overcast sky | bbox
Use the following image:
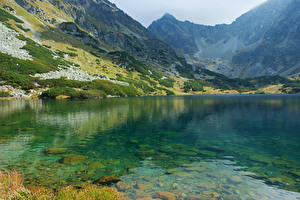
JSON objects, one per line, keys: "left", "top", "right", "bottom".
{"left": 109, "top": 0, "right": 267, "bottom": 27}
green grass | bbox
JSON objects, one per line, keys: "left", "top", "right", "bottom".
{"left": 16, "top": 24, "right": 30, "bottom": 32}
{"left": 283, "top": 81, "right": 300, "bottom": 93}
{"left": 158, "top": 78, "right": 175, "bottom": 88}
{"left": 184, "top": 80, "right": 206, "bottom": 92}
{"left": 0, "top": 8, "right": 24, "bottom": 23}
{"left": 108, "top": 51, "right": 150, "bottom": 75}
{"left": 0, "top": 91, "right": 10, "bottom": 97}
{"left": 0, "top": 170, "right": 123, "bottom": 200}
{"left": 55, "top": 49, "right": 78, "bottom": 58}
{"left": 41, "top": 79, "right": 140, "bottom": 99}
{"left": 0, "top": 32, "right": 73, "bottom": 90}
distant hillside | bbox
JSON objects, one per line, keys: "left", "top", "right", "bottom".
{"left": 0, "top": 0, "right": 299, "bottom": 99}
{"left": 148, "top": 0, "right": 300, "bottom": 78}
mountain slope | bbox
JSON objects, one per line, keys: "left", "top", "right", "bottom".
{"left": 148, "top": 0, "right": 300, "bottom": 78}
{"left": 15, "top": 0, "right": 179, "bottom": 65}
{"left": 0, "top": 0, "right": 299, "bottom": 98}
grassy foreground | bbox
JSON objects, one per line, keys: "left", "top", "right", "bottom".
{"left": 0, "top": 171, "right": 123, "bottom": 200}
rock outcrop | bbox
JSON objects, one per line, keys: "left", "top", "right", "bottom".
{"left": 0, "top": 23, "right": 31, "bottom": 60}
{"left": 148, "top": 0, "right": 300, "bottom": 78}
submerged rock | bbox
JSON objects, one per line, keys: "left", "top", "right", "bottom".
{"left": 136, "top": 197, "right": 155, "bottom": 200}
{"left": 290, "top": 171, "right": 300, "bottom": 178}
{"left": 249, "top": 155, "right": 272, "bottom": 164}
{"left": 129, "top": 139, "right": 139, "bottom": 144}
{"left": 198, "top": 150, "right": 217, "bottom": 157}
{"left": 45, "top": 148, "right": 67, "bottom": 154}
{"left": 18, "top": 127, "right": 35, "bottom": 131}
{"left": 88, "top": 161, "right": 103, "bottom": 169}
{"left": 2, "top": 121, "right": 20, "bottom": 126}
{"left": 198, "top": 182, "right": 216, "bottom": 189}
{"left": 155, "top": 191, "right": 176, "bottom": 200}
{"left": 95, "top": 175, "right": 121, "bottom": 185}
{"left": 116, "top": 181, "right": 131, "bottom": 191}
{"left": 60, "top": 155, "right": 85, "bottom": 164}
{"left": 228, "top": 176, "right": 243, "bottom": 184}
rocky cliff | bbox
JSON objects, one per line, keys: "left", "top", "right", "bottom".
{"left": 148, "top": 0, "right": 300, "bottom": 78}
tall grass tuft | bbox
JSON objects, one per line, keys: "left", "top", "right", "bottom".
{"left": 0, "top": 170, "right": 28, "bottom": 199}
{"left": 0, "top": 170, "right": 124, "bottom": 200}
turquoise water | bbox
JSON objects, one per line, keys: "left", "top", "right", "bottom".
{"left": 0, "top": 95, "right": 299, "bottom": 199}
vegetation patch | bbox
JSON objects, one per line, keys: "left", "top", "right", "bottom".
{"left": 184, "top": 80, "right": 206, "bottom": 92}
{"left": 0, "top": 91, "right": 10, "bottom": 97}
{"left": 16, "top": 24, "right": 30, "bottom": 32}
{"left": 41, "top": 79, "right": 139, "bottom": 99}
{"left": 0, "top": 8, "right": 24, "bottom": 23}
{"left": 0, "top": 170, "right": 123, "bottom": 200}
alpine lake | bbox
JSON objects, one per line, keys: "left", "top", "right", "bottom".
{"left": 0, "top": 95, "right": 300, "bottom": 200}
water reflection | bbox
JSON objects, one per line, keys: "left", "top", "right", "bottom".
{"left": 0, "top": 95, "right": 299, "bottom": 198}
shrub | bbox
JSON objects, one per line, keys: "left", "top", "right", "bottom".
{"left": 0, "top": 170, "right": 28, "bottom": 199}
{"left": 165, "top": 89, "right": 175, "bottom": 96}
{"left": 0, "top": 91, "right": 10, "bottom": 97}
{"left": 0, "top": 71, "right": 35, "bottom": 90}
{"left": 184, "top": 80, "right": 206, "bottom": 92}
{"left": 158, "top": 78, "right": 175, "bottom": 88}
{"left": 0, "top": 8, "right": 24, "bottom": 23}
{"left": 16, "top": 24, "right": 30, "bottom": 32}
{"left": 41, "top": 87, "right": 80, "bottom": 98}
{"left": 0, "top": 170, "right": 123, "bottom": 200}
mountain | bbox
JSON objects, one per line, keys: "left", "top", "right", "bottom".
{"left": 148, "top": 0, "right": 300, "bottom": 78}
{"left": 14, "top": 0, "right": 179, "bottom": 65}
{"left": 0, "top": 0, "right": 299, "bottom": 99}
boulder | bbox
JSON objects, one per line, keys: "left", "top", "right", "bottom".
{"left": 45, "top": 148, "right": 67, "bottom": 154}
{"left": 60, "top": 155, "right": 85, "bottom": 164}
{"left": 155, "top": 191, "right": 176, "bottom": 200}
{"left": 95, "top": 175, "right": 121, "bottom": 185}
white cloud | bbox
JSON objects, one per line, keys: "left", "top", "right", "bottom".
{"left": 109, "top": 0, "right": 267, "bottom": 27}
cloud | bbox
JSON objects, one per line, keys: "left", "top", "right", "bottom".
{"left": 109, "top": 0, "right": 267, "bottom": 27}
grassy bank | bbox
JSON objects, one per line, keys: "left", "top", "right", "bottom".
{"left": 0, "top": 171, "right": 123, "bottom": 200}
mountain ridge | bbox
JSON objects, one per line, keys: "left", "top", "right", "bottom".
{"left": 148, "top": 0, "right": 300, "bottom": 78}
{"left": 0, "top": 0, "right": 299, "bottom": 99}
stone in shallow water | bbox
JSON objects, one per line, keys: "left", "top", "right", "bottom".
{"left": 2, "top": 121, "right": 20, "bottom": 126}
{"left": 228, "top": 176, "right": 243, "bottom": 184}
{"left": 95, "top": 175, "right": 121, "bottom": 185}
{"left": 129, "top": 139, "right": 139, "bottom": 144}
{"left": 198, "top": 150, "right": 217, "bottom": 157}
{"left": 135, "top": 182, "right": 153, "bottom": 190}
{"left": 249, "top": 155, "right": 272, "bottom": 164}
{"left": 88, "top": 161, "right": 103, "bottom": 169}
{"left": 116, "top": 181, "right": 131, "bottom": 191}
{"left": 45, "top": 148, "right": 67, "bottom": 154}
{"left": 135, "top": 150, "right": 155, "bottom": 158}
{"left": 289, "top": 171, "right": 300, "bottom": 178}
{"left": 19, "top": 127, "right": 35, "bottom": 131}
{"left": 136, "top": 197, "right": 156, "bottom": 200}
{"left": 60, "top": 155, "right": 85, "bottom": 164}
{"left": 198, "top": 182, "right": 216, "bottom": 189}
{"left": 155, "top": 191, "right": 176, "bottom": 200}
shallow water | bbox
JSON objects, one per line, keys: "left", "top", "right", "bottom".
{"left": 0, "top": 95, "right": 299, "bottom": 199}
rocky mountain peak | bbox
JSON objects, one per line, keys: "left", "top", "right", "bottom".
{"left": 148, "top": 0, "right": 300, "bottom": 78}
{"left": 161, "top": 13, "right": 176, "bottom": 21}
